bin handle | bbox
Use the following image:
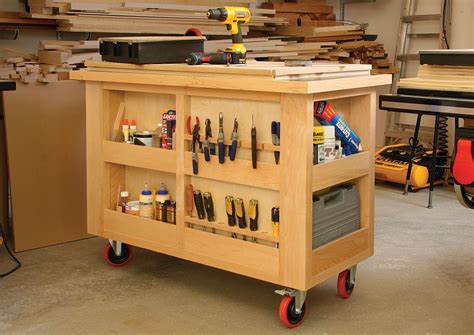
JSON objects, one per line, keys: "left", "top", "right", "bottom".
{"left": 321, "top": 189, "right": 345, "bottom": 210}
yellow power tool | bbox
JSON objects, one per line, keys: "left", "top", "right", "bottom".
{"left": 207, "top": 7, "right": 251, "bottom": 64}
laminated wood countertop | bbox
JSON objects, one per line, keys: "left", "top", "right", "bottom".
{"left": 70, "top": 61, "right": 392, "bottom": 94}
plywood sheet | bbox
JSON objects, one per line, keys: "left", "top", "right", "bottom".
{"left": 3, "top": 81, "right": 89, "bottom": 251}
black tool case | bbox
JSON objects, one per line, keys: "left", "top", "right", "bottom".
{"left": 99, "top": 36, "right": 205, "bottom": 64}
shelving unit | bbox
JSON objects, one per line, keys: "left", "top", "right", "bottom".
{"left": 71, "top": 61, "right": 390, "bottom": 327}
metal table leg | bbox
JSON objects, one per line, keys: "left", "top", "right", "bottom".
{"left": 428, "top": 115, "right": 440, "bottom": 209}
{"left": 404, "top": 113, "right": 423, "bottom": 194}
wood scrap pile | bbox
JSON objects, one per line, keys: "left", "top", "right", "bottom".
{"left": 0, "top": 40, "right": 100, "bottom": 83}
{"left": 335, "top": 40, "right": 399, "bottom": 75}
{"left": 24, "top": 1, "right": 284, "bottom": 35}
{"left": 261, "top": 0, "right": 335, "bottom": 27}
{"left": 0, "top": 11, "right": 56, "bottom": 30}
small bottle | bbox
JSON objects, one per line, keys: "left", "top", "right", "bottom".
{"left": 129, "top": 119, "right": 137, "bottom": 143}
{"left": 122, "top": 118, "right": 130, "bottom": 143}
{"left": 119, "top": 191, "right": 129, "bottom": 213}
{"left": 156, "top": 183, "right": 171, "bottom": 204}
{"left": 139, "top": 183, "right": 153, "bottom": 219}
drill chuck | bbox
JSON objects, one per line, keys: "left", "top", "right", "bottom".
{"left": 207, "top": 8, "right": 227, "bottom": 21}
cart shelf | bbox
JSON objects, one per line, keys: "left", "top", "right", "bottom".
{"left": 103, "top": 141, "right": 176, "bottom": 173}
{"left": 185, "top": 216, "right": 279, "bottom": 244}
{"left": 312, "top": 151, "right": 371, "bottom": 192}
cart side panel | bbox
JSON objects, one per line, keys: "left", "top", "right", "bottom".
{"left": 279, "top": 93, "right": 314, "bottom": 290}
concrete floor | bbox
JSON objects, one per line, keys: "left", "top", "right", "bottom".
{"left": 0, "top": 184, "right": 473, "bottom": 334}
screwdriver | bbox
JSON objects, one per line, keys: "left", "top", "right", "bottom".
{"left": 203, "top": 119, "right": 212, "bottom": 162}
{"left": 271, "top": 121, "right": 280, "bottom": 165}
{"left": 249, "top": 199, "right": 259, "bottom": 231}
{"left": 193, "top": 190, "right": 205, "bottom": 220}
{"left": 235, "top": 197, "right": 246, "bottom": 229}
{"left": 225, "top": 195, "right": 236, "bottom": 226}
{"left": 229, "top": 118, "right": 238, "bottom": 161}
{"left": 203, "top": 192, "right": 216, "bottom": 222}
{"left": 251, "top": 114, "right": 257, "bottom": 169}
{"left": 186, "top": 184, "right": 194, "bottom": 216}
{"left": 271, "top": 207, "right": 279, "bottom": 238}
{"left": 218, "top": 112, "right": 225, "bottom": 164}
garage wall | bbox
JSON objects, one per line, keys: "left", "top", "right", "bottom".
{"left": 326, "top": 0, "right": 474, "bottom": 147}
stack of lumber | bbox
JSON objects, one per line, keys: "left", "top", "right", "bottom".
{"left": 24, "top": 1, "right": 284, "bottom": 35}
{"left": 0, "top": 11, "right": 56, "bottom": 30}
{"left": 398, "top": 64, "right": 474, "bottom": 92}
{"left": 261, "top": 0, "right": 336, "bottom": 27}
{"left": 336, "top": 40, "right": 399, "bottom": 75}
{"left": 205, "top": 37, "right": 337, "bottom": 61}
{"left": 0, "top": 40, "right": 100, "bottom": 83}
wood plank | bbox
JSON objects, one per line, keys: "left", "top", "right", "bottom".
{"left": 102, "top": 141, "right": 177, "bottom": 173}
{"left": 279, "top": 93, "right": 313, "bottom": 290}
{"left": 185, "top": 216, "right": 278, "bottom": 243}
{"left": 182, "top": 228, "right": 280, "bottom": 284}
{"left": 310, "top": 228, "right": 370, "bottom": 285}
{"left": 312, "top": 151, "right": 370, "bottom": 192}
{"left": 183, "top": 152, "right": 280, "bottom": 190}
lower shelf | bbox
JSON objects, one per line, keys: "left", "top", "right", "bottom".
{"left": 103, "top": 209, "right": 178, "bottom": 249}
{"left": 185, "top": 216, "right": 279, "bottom": 245}
{"left": 310, "top": 227, "right": 371, "bottom": 286}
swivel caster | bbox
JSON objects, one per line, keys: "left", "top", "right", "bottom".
{"left": 337, "top": 265, "right": 356, "bottom": 299}
{"left": 104, "top": 240, "right": 132, "bottom": 267}
{"left": 454, "top": 185, "right": 474, "bottom": 209}
{"left": 275, "top": 288, "right": 307, "bottom": 328}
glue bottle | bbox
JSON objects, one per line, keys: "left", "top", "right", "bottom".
{"left": 122, "top": 118, "right": 130, "bottom": 143}
{"left": 129, "top": 119, "right": 137, "bottom": 143}
{"left": 139, "top": 183, "right": 153, "bottom": 219}
{"left": 155, "top": 183, "right": 171, "bottom": 204}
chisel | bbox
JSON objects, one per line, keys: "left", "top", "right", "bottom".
{"left": 235, "top": 197, "right": 246, "bottom": 229}
{"left": 249, "top": 199, "right": 259, "bottom": 231}
{"left": 229, "top": 118, "right": 238, "bottom": 161}
{"left": 193, "top": 190, "right": 205, "bottom": 220}
{"left": 225, "top": 195, "right": 236, "bottom": 226}
{"left": 218, "top": 112, "right": 225, "bottom": 164}
{"left": 203, "top": 192, "right": 216, "bottom": 222}
{"left": 251, "top": 114, "right": 257, "bottom": 169}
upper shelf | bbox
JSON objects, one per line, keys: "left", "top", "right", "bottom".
{"left": 103, "top": 141, "right": 176, "bottom": 173}
{"left": 312, "top": 151, "right": 370, "bottom": 192}
{"left": 70, "top": 61, "right": 392, "bottom": 95}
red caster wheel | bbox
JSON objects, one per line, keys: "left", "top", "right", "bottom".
{"left": 185, "top": 28, "right": 202, "bottom": 36}
{"left": 337, "top": 268, "right": 355, "bottom": 299}
{"left": 279, "top": 295, "right": 307, "bottom": 328}
{"left": 104, "top": 242, "right": 132, "bottom": 267}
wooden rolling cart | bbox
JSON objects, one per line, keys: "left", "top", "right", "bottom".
{"left": 71, "top": 61, "right": 390, "bottom": 328}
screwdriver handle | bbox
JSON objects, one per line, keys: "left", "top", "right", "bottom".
{"left": 203, "top": 142, "right": 210, "bottom": 162}
{"left": 251, "top": 127, "right": 257, "bottom": 169}
{"left": 218, "top": 141, "right": 225, "bottom": 164}
{"left": 192, "top": 153, "right": 198, "bottom": 175}
{"left": 186, "top": 184, "right": 194, "bottom": 215}
{"left": 229, "top": 140, "right": 237, "bottom": 161}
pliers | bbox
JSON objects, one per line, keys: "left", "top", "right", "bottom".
{"left": 271, "top": 121, "right": 280, "bottom": 164}
{"left": 192, "top": 123, "right": 200, "bottom": 175}
{"left": 229, "top": 118, "right": 238, "bottom": 161}
{"left": 186, "top": 115, "right": 200, "bottom": 135}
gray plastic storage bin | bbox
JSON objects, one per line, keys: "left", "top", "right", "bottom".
{"left": 312, "top": 185, "right": 360, "bottom": 249}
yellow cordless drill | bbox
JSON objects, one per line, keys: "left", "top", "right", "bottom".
{"left": 207, "top": 7, "right": 251, "bottom": 64}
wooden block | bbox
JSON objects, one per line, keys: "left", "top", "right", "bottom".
{"left": 38, "top": 50, "right": 71, "bottom": 65}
